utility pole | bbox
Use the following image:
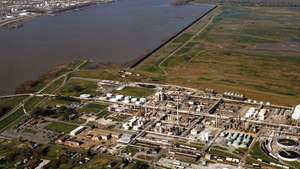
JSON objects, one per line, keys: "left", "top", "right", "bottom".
{"left": 176, "top": 94, "right": 179, "bottom": 127}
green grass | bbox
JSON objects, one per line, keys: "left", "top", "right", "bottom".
{"left": 253, "top": 84, "right": 296, "bottom": 96}
{"left": 233, "top": 148, "right": 248, "bottom": 155}
{"left": 79, "top": 103, "right": 108, "bottom": 113}
{"left": 24, "top": 96, "right": 43, "bottom": 111}
{"left": 286, "top": 161, "right": 300, "bottom": 169}
{"left": 28, "top": 60, "right": 85, "bottom": 93}
{"left": 0, "top": 96, "right": 27, "bottom": 108}
{"left": 71, "top": 69, "right": 120, "bottom": 81}
{"left": 249, "top": 142, "right": 278, "bottom": 164}
{"left": 41, "top": 77, "right": 64, "bottom": 94}
{"left": 173, "top": 33, "right": 194, "bottom": 43}
{"left": 59, "top": 79, "right": 97, "bottom": 96}
{"left": 126, "top": 160, "right": 149, "bottom": 169}
{"left": 73, "top": 154, "right": 122, "bottom": 169}
{"left": 107, "top": 114, "right": 131, "bottom": 122}
{"left": 45, "top": 122, "right": 78, "bottom": 134}
{"left": 124, "top": 145, "right": 140, "bottom": 156}
{"left": 0, "top": 139, "right": 28, "bottom": 156}
{"left": 0, "top": 108, "right": 24, "bottom": 130}
{"left": 209, "top": 148, "right": 240, "bottom": 159}
{"left": 212, "top": 145, "right": 228, "bottom": 151}
{"left": 77, "top": 103, "right": 110, "bottom": 118}
{"left": 114, "top": 87, "right": 153, "bottom": 97}
{"left": 97, "top": 111, "right": 110, "bottom": 118}
{"left": 136, "top": 5, "right": 300, "bottom": 106}
{"left": 41, "top": 144, "right": 66, "bottom": 160}
{"left": 245, "top": 156, "right": 268, "bottom": 168}
{"left": 40, "top": 96, "right": 79, "bottom": 108}
{"left": 0, "top": 140, "right": 31, "bottom": 168}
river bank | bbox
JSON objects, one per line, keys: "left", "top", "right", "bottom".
{"left": 0, "top": 0, "right": 214, "bottom": 95}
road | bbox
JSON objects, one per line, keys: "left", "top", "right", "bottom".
{"left": 76, "top": 95, "right": 300, "bottom": 131}
{"left": 158, "top": 11, "right": 216, "bottom": 75}
{"left": 0, "top": 60, "right": 87, "bottom": 133}
{"left": 129, "top": 113, "right": 166, "bottom": 144}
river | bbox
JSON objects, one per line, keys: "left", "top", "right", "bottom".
{"left": 0, "top": 0, "right": 214, "bottom": 95}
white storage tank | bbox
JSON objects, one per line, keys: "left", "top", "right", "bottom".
{"left": 140, "top": 98, "right": 147, "bottom": 103}
{"left": 106, "top": 93, "right": 113, "bottom": 97}
{"left": 131, "top": 97, "right": 138, "bottom": 102}
{"left": 292, "top": 105, "right": 300, "bottom": 120}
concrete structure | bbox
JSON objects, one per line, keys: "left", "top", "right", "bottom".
{"left": 80, "top": 94, "right": 91, "bottom": 99}
{"left": 70, "top": 126, "right": 86, "bottom": 136}
{"left": 118, "top": 133, "right": 133, "bottom": 144}
{"left": 292, "top": 105, "right": 300, "bottom": 120}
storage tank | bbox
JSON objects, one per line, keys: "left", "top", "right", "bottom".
{"left": 292, "top": 105, "right": 300, "bottom": 120}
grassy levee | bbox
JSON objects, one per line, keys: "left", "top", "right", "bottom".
{"left": 0, "top": 96, "right": 27, "bottom": 108}
{"left": 41, "top": 77, "right": 65, "bottom": 94}
{"left": 135, "top": 5, "right": 300, "bottom": 106}
{"left": 0, "top": 60, "right": 87, "bottom": 133}
{"left": 0, "top": 108, "right": 24, "bottom": 130}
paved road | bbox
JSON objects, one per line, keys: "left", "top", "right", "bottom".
{"left": 158, "top": 11, "right": 216, "bottom": 75}
{"left": 78, "top": 95, "right": 300, "bottom": 131}
{"left": 0, "top": 60, "right": 87, "bottom": 133}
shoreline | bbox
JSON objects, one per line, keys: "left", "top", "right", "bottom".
{"left": 127, "top": 5, "right": 217, "bottom": 69}
{"left": 0, "top": 1, "right": 110, "bottom": 28}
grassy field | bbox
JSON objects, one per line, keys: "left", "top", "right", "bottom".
{"left": 136, "top": 5, "right": 300, "bottom": 106}
{"left": 39, "top": 96, "right": 80, "bottom": 107}
{"left": 45, "top": 122, "right": 78, "bottom": 134}
{"left": 245, "top": 141, "right": 299, "bottom": 168}
{"left": 59, "top": 78, "right": 97, "bottom": 96}
{"left": 41, "top": 76, "right": 65, "bottom": 94}
{"left": 0, "top": 139, "right": 32, "bottom": 168}
{"left": 79, "top": 103, "right": 108, "bottom": 113}
{"left": 114, "top": 87, "right": 154, "bottom": 98}
{"left": 78, "top": 102, "right": 110, "bottom": 118}
{"left": 0, "top": 108, "right": 24, "bottom": 130}
{"left": 209, "top": 147, "right": 240, "bottom": 159}
{"left": 24, "top": 96, "right": 44, "bottom": 111}
{"left": 249, "top": 142, "right": 278, "bottom": 163}
{"left": 0, "top": 96, "right": 27, "bottom": 108}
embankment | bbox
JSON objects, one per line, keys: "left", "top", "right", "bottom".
{"left": 128, "top": 5, "right": 217, "bottom": 68}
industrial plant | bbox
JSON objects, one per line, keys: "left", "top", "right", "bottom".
{"left": 1, "top": 76, "right": 298, "bottom": 168}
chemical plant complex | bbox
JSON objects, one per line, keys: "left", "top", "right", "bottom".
{"left": 0, "top": 0, "right": 113, "bottom": 28}
{"left": 0, "top": 0, "right": 299, "bottom": 168}
{"left": 1, "top": 75, "right": 299, "bottom": 169}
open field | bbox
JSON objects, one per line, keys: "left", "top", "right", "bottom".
{"left": 136, "top": 5, "right": 300, "bottom": 106}
{"left": 46, "top": 122, "right": 78, "bottom": 134}
{"left": 246, "top": 141, "right": 300, "bottom": 169}
{"left": 0, "top": 96, "right": 27, "bottom": 108}
{"left": 59, "top": 78, "right": 97, "bottom": 96}
{"left": 79, "top": 103, "right": 108, "bottom": 113}
{"left": 113, "top": 87, "right": 154, "bottom": 98}
{"left": 0, "top": 108, "right": 24, "bottom": 130}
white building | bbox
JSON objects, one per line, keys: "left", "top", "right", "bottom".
{"left": 292, "top": 105, "right": 300, "bottom": 120}
{"left": 70, "top": 126, "right": 86, "bottom": 136}
{"left": 79, "top": 94, "right": 91, "bottom": 99}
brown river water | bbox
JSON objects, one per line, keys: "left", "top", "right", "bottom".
{"left": 0, "top": 0, "right": 214, "bottom": 95}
